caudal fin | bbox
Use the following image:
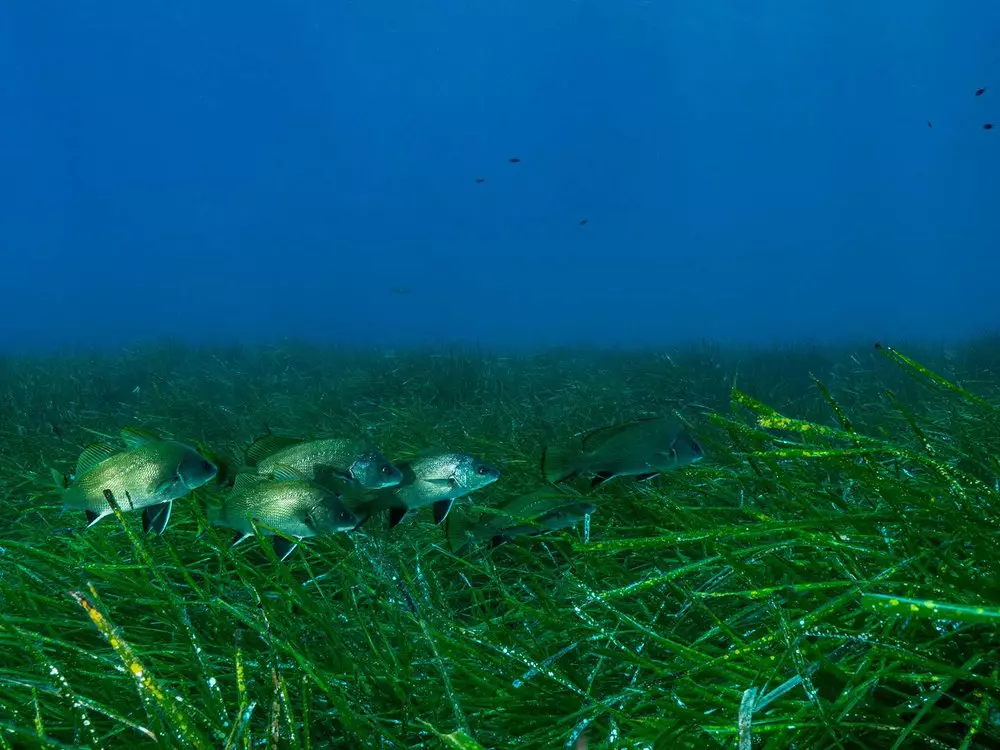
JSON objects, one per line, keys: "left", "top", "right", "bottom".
{"left": 444, "top": 510, "right": 481, "bottom": 554}
{"left": 541, "top": 445, "right": 582, "bottom": 484}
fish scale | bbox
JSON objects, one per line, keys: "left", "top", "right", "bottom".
{"left": 63, "top": 441, "right": 214, "bottom": 515}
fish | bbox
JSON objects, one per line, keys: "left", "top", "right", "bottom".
{"left": 355, "top": 452, "right": 500, "bottom": 529}
{"left": 542, "top": 416, "right": 703, "bottom": 488}
{"left": 244, "top": 434, "right": 403, "bottom": 490}
{"left": 445, "top": 489, "right": 597, "bottom": 552}
{"left": 976, "top": 87, "right": 986, "bottom": 96}
{"left": 206, "top": 466, "right": 359, "bottom": 560}
{"left": 985, "top": 123, "right": 994, "bottom": 130}
{"left": 52, "top": 427, "right": 218, "bottom": 533}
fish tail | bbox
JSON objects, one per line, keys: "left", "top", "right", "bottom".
{"left": 541, "top": 445, "right": 582, "bottom": 484}
{"left": 444, "top": 510, "right": 478, "bottom": 553}
{"left": 202, "top": 495, "right": 225, "bottom": 526}
{"left": 195, "top": 442, "right": 243, "bottom": 488}
{"left": 50, "top": 468, "right": 69, "bottom": 489}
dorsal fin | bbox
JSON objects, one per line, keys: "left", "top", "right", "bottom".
{"left": 245, "top": 434, "right": 302, "bottom": 465}
{"left": 76, "top": 442, "right": 121, "bottom": 476}
{"left": 232, "top": 473, "right": 265, "bottom": 493}
{"left": 580, "top": 416, "right": 664, "bottom": 452}
{"left": 121, "top": 426, "right": 162, "bottom": 449}
{"left": 270, "top": 463, "right": 309, "bottom": 482}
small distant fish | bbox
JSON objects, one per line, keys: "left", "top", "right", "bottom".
{"left": 52, "top": 427, "right": 218, "bottom": 533}
{"left": 244, "top": 434, "right": 403, "bottom": 490}
{"left": 508, "top": 157, "right": 521, "bottom": 163}
{"left": 391, "top": 285, "right": 412, "bottom": 295}
{"left": 985, "top": 123, "right": 994, "bottom": 130}
{"left": 579, "top": 219, "right": 588, "bottom": 225}
{"left": 475, "top": 178, "right": 486, "bottom": 184}
{"left": 927, "top": 120, "right": 932, "bottom": 128}
{"left": 976, "top": 87, "right": 986, "bottom": 96}
{"left": 446, "top": 489, "right": 596, "bottom": 552}
{"left": 207, "top": 467, "right": 359, "bottom": 560}
{"left": 542, "top": 416, "right": 703, "bottom": 488}
{"left": 357, "top": 452, "right": 500, "bottom": 528}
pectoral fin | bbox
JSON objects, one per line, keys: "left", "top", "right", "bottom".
{"left": 590, "top": 472, "right": 615, "bottom": 489}
{"left": 142, "top": 501, "right": 173, "bottom": 535}
{"left": 153, "top": 477, "right": 181, "bottom": 503}
{"left": 84, "top": 509, "right": 105, "bottom": 527}
{"left": 432, "top": 499, "right": 454, "bottom": 525}
{"left": 271, "top": 536, "right": 298, "bottom": 561}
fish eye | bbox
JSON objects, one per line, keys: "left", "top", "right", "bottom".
{"left": 380, "top": 464, "right": 395, "bottom": 475}
{"left": 476, "top": 465, "right": 491, "bottom": 476}
{"left": 201, "top": 460, "right": 215, "bottom": 473}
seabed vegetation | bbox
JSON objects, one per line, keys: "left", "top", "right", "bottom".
{"left": 1, "top": 338, "right": 1000, "bottom": 748}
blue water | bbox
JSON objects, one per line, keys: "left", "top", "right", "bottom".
{"left": 1, "top": 1, "right": 997, "bottom": 352}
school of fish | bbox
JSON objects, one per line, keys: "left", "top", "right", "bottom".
{"left": 46, "top": 416, "right": 704, "bottom": 560}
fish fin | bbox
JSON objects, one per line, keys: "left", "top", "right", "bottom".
{"left": 232, "top": 531, "right": 251, "bottom": 547}
{"left": 432, "top": 499, "right": 454, "bottom": 525}
{"left": 50, "top": 468, "right": 69, "bottom": 489}
{"left": 76, "top": 442, "right": 121, "bottom": 476}
{"left": 84, "top": 509, "right": 104, "bottom": 527}
{"left": 489, "top": 534, "right": 513, "bottom": 549}
{"left": 635, "top": 473, "right": 660, "bottom": 482}
{"left": 232, "top": 473, "right": 265, "bottom": 493}
{"left": 388, "top": 506, "right": 409, "bottom": 528}
{"left": 245, "top": 434, "right": 301, "bottom": 466}
{"left": 444, "top": 510, "right": 478, "bottom": 553}
{"left": 269, "top": 463, "right": 310, "bottom": 482}
{"left": 120, "top": 427, "right": 162, "bottom": 449}
{"left": 153, "top": 477, "right": 181, "bottom": 502}
{"left": 314, "top": 464, "right": 353, "bottom": 487}
{"left": 271, "top": 536, "right": 298, "bottom": 561}
{"left": 204, "top": 497, "right": 224, "bottom": 526}
{"left": 590, "top": 472, "right": 615, "bottom": 489}
{"left": 351, "top": 511, "right": 372, "bottom": 530}
{"left": 541, "top": 445, "right": 581, "bottom": 484}
{"left": 142, "top": 501, "right": 173, "bottom": 535}
{"left": 196, "top": 442, "right": 240, "bottom": 488}
{"left": 579, "top": 416, "right": 664, "bottom": 452}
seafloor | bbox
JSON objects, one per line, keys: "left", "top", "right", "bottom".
{"left": 1, "top": 339, "right": 998, "bottom": 749}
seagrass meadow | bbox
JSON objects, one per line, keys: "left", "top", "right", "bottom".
{"left": 1, "top": 339, "right": 1000, "bottom": 749}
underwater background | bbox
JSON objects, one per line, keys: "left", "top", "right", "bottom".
{"left": 1, "top": 1, "right": 1000, "bottom": 748}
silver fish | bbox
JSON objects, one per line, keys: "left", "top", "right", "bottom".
{"left": 53, "top": 427, "right": 218, "bottom": 534}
